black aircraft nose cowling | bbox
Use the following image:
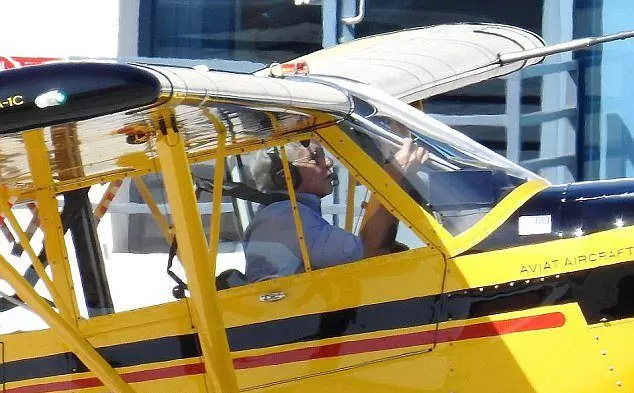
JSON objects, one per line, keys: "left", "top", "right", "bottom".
{"left": 471, "top": 179, "right": 634, "bottom": 253}
{"left": 0, "top": 62, "right": 162, "bottom": 135}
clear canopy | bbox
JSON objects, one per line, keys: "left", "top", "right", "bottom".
{"left": 338, "top": 80, "right": 546, "bottom": 235}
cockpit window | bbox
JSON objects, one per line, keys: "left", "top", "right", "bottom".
{"left": 343, "top": 94, "right": 544, "bottom": 235}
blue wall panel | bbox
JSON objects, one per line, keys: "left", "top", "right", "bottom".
{"left": 601, "top": 0, "right": 634, "bottom": 178}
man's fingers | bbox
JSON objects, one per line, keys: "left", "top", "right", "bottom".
{"left": 402, "top": 138, "right": 413, "bottom": 152}
{"left": 394, "top": 139, "right": 429, "bottom": 173}
{"left": 414, "top": 147, "right": 424, "bottom": 161}
{"left": 421, "top": 149, "right": 429, "bottom": 164}
{"left": 412, "top": 146, "right": 428, "bottom": 164}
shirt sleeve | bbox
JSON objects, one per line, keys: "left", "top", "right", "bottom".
{"left": 301, "top": 205, "right": 364, "bottom": 269}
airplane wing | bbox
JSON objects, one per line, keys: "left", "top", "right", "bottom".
{"left": 269, "top": 23, "right": 545, "bottom": 102}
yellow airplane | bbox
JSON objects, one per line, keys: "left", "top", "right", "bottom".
{"left": 0, "top": 23, "right": 633, "bottom": 393}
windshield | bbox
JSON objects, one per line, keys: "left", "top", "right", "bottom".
{"left": 338, "top": 83, "right": 546, "bottom": 235}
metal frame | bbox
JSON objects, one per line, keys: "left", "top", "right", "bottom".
{"left": 152, "top": 109, "right": 239, "bottom": 393}
{"left": 279, "top": 146, "right": 312, "bottom": 272}
{"left": 23, "top": 129, "right": 80, "bottom": 322}
{"left": 133, "top": 176, "right": 173, "bottom": 242}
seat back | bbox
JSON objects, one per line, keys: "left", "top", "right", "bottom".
{"left": 216, "top": 269, "right": 248, "bottom": 290}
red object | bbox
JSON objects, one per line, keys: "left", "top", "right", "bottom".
{"left": 295, "top": 60, "right": 309, "bottom": 74}
{"left": 0, "top": 56, "right": 63, "bottom": 70}
{"left": 281, "top": 62, "right": 297, "bottom": 75}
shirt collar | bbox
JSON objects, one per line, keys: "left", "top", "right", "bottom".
{"left": 295, "top": 193, "right": 322, "bottom": 213}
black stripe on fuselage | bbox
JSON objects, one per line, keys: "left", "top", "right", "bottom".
{"left": 4, "top": 260, "right": 634, "bottom": 383}
{"left": 1, "top": 334, "right": 201, "bottom": 384}
{"left": 227, "top": 294, "right": 438, "bottom": 351}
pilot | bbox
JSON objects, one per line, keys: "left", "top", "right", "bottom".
{"left": 244, "top": 139, "right": 428, "bottom": 282}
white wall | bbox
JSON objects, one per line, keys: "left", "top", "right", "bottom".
{"left": 118, "top": 0, "right": 140, "bottom": 56}
{"left": 0, "top": 0, "right": 128, "bottom": 57}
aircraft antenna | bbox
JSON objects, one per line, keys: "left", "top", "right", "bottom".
{"left": 499, "top": 30, "right": 634, "bottom": 65}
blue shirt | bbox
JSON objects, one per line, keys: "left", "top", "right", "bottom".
{"left": 244, "top": 193, "right": 364, "bottom": 282}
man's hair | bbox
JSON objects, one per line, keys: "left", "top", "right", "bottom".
{"left": 249, "top": 142, "right": 307, "bottom": 192}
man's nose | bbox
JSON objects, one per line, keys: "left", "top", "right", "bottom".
{"left": 325, "top": 157, "right": 333, "bottom": 168}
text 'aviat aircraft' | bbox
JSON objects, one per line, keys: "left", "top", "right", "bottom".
{"left": 0, "top": 23, "right": 633, "bottom": 393}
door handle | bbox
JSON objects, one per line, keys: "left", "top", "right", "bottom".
{"left": 259, "top": 291, "right": 287, "bottom": 302}
{"left": 342, "top": 0, "right": 366, "bottom": 25}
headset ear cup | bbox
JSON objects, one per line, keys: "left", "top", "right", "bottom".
{"left": 275, "top": 163, "right": 302, "bottom": 189}
{"left": 267, "top": 148, "right": 284, "bottom": 189}
{"left": 271, "top": 167, "right": 286, "bottom": 189}
{"left": 267, "top": 147, "right": 303, "bottom": 190}
{"left": 267, "top": 148, "right": 293, "bottom": 189}
{"left": 290, "top": 164, "right": 302, "bottom": 189}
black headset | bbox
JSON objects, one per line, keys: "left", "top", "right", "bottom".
{"left": 267, "top": 147, "right": 303, "bottom": 190}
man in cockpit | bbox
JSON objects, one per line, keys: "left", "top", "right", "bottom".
{"left": 244, "top": 139, "right": 428, "bottom": 282}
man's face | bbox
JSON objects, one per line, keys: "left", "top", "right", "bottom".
{"left": 293, "top": 141, "right": 334, "bottom": 198}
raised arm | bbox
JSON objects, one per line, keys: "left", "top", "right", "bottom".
{"left": 360, "top": 139, "right": 428, "bottom": 257}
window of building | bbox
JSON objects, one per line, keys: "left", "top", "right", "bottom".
{"left": 139, "top": 0, "right": 322, "bottom": 63}
{"left": 357, "top": 0, "right": 543, "bottom": 38}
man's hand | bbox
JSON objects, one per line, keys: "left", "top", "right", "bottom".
{"left": 386, "top": 138, "right": 429, "bottom": 180}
